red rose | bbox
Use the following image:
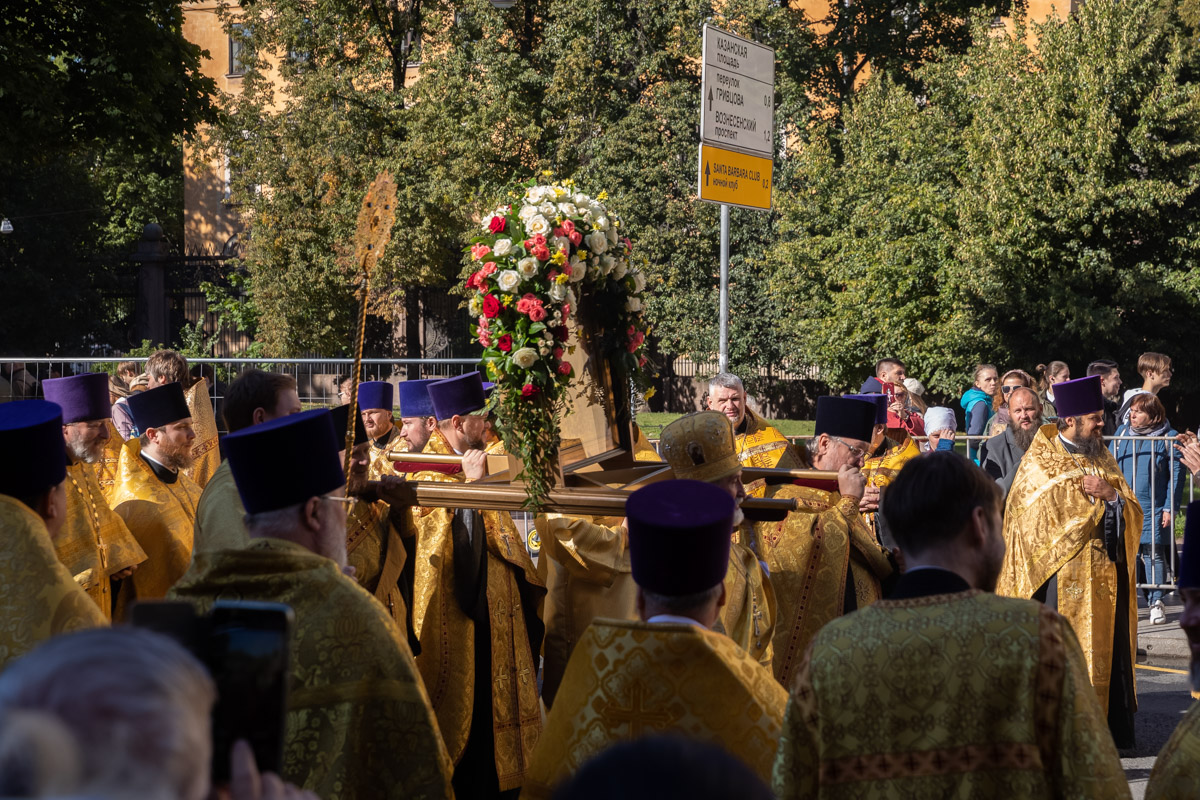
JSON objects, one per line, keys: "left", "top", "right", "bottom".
{"left": 532, "top": 234, "right": 547, "bottom": 247}
{"left": 553, "top": 346, "right": 564, "bottom": 360}
{"left": 498, "top": 334, "right": 512, "bottom": 352}
{"left": 638, "top": 355, "right": 647, "bottom": 367}
{"left": 554, "top": 227, "right": 565, "bottom": 237}
{"left": 522, "top": 383, "right": 538, "bottom": 398}
{"left": 482, "top": 294, "right": 500, "bottom": 318}
{"left": 481, "top": 261, "right": 497, "bottom": 276}
{"left": 523, "top": 239, "right": 533, "bottom": 249}
{"left": 557, "top": 362, "right": 572, "bottom": 376}
{"left": 561, "top": 220, "right": 575, "bottom": 234}
{"left": 532, "top": 244, "right": 550, "bottom": 261}
{"left": 489, "top": 215, "right": 506, "bottom": 233}
{"left": 547, "top": 270, "right": 559, "bottom": 281}
{"left": 569, "top": 231, "right": 582, "bottom": 246}
{"left": 554, "top": 326, "right": 569, "bottom": 341}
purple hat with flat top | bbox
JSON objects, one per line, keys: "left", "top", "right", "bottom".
{"left": 815, "top": 396, "right": 878, "bottom": 442}
{"left": 42, "top": 373, "right": 111, "bottom": 424}
{"left": 843, "top": 393, "right": 888, "bottom": 426}
{"left": 397, "top": 379, "right": 436, "bottom": 419}
{"left": 357, "top": 381, "right": 393, "bottom": 412}
{"left": 126, "top": 383, "right": 191, "bottom": 431}
{"left": 1052, "top": 376, "right": 1104, "bottom": 418}
{"left": 225, "top": 409, "right": 345, "bottom": 514}
{"left": 626, "top": 479, "right": 735, "bottom": 596}
{"left": 428, "top": 373, "right": 488, "bottom": 421}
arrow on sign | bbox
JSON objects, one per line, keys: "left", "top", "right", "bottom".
{"left": 707, "top": 88, "right": 713, "bottom": 111}
{"left": 704, "top": 161, "right": 710, "bottom": 186}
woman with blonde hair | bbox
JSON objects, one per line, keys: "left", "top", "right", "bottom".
{"left": 985, "top": 369, "right": 1035, "bottom": 437}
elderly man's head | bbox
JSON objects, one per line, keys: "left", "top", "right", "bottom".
{"left": 706, "top": 373, "right": 747, "bottom": 429}
{"left": 1007, "top": 387, "right": 1042, "bottom": 450}
{"left": 0, "top": 627, "right": 215, "bottom": 800}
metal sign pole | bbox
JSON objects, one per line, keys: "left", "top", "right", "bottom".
{"left": 719, "top": 203, "right": 730, "bottom": 373}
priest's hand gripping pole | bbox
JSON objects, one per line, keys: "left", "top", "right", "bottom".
{"left": 344, "top": 173, "right": 398, "bottom": 476}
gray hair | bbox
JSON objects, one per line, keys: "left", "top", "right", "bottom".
{"left": 0, "top": 627, "right": 215, "bottom": 800}
{"left": 642, "top": 584, "right": 724, "bottom": 617}
{"left": 244, "top": 501, "right": 308, "bottom": 538}
{"left": 708, "top": 373, "right": 745, "bottom": 395}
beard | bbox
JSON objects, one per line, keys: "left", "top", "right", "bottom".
{"left": 461, "top": 433, "right": 487, "bottom": 452}
{"left": 155, "top": 437, "right": 196, "bottom": 471}
{"left": 67, "top": 436, "right": 103, "bottom": 464}
{"left": 1011, "top": 424, "right": 1037, "bottom": 452}
{"left": 1068, "top": 431, "right": 1107, "bottom": 461}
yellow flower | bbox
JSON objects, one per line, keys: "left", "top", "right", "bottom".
{"left": 645, "top": 387, "right": 657, "bottom": 400}
{"left": 554, "top": 273, "right": 570, "bottom": 285}
{"left": 577, "top": 250, "right": 589, "bottom": 260}
{"left": 597, "top": 190, "right": 608, "bottom": 200}
{"left": 502, "top": 294, "right": 514, "bottom": 306}
{"left": 550, "top": 251, "right": 567, "bottom": 266}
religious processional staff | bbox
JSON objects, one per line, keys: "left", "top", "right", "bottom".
{"left": 658, "top": 412, "right": 776, "bottom": 668}
{"left": 997, "top": 375, "right": 1142, "bottom": 749}
{"left": 1146, "top": 500, "right": 1200, "bottom": 798}
{"left": 380, "top": 372, "right": 545, "bottom": 797}
{"left": 523, "top": 479, "right": 788, "bottom": 799}
{"left": 747, "top": 396, "right": 896, "bottom": 687}
{"left": 773, "top": 453, "right": 1128, "bottom": 799}
{"left": 705, "top": 373, "right": 804, "bottom": 495}
{"left": 0, "top": 400, "right": 106, "bottom": 668}
{"left": 189, "top": 369, "right": 302, "bottom": 560}
{"left": 109, "top": 383, "right": 203, "bottom": 617}
{"left": 358, "top": 380, "right": 403, "bottom": 479}
{"left": 42, "top": 373, "right": 146, "bottom": 618}
{"left": 170, "top": 409, "right": 453, "bottom": 800}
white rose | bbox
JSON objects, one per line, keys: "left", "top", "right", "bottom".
{"left": 527, "top": 215, "right": 551, "bottom": 236}
{"left": 497, "top": 270, "right": 521, "bottom": 292}
{"left": 558, "top": 202, "right": 578, "bottom": 217}
{"left": 548, "top": 282, "right": 567, "bottom": 302}
{"left": 517, "top": 257, "right": 539, "bottom": 279}
{"left": 607, "top": 227, "right": 619, "bottom": 244}
{"left": 492, "top": 238, "right": 513, "bottom": 257}
{"left": 468, "top": 295, "right": 482, "bottom": 315}
{"left": 519, "top": 204, "right": 539, "bottom": 222}
{"left": 586, "top": 230, "right": 608, "bottom": 254}
{"left": 512, "top": 348, "right": 538, "bottom": 369}
{"left": 551, "top": 235, "right": 570, "bottom": 254}
{"left": 569, "top": 260, "right": 587, "bottom": 282}
{"left": 566, "top": 288, "right": 577, "bottom": 307}
{"left": 632, "top": 270, "right": 646, "bottom": 293}
{"left": 614, "top": 260, "right": 629, "bottom": 279}
{"left": 539, "top": 202, "right": 556, "bottom": 217}
{"left": 594, "top": 215, "right": 610, "bottom": 231}
{"left": 573, "top": 193, "right": 590, "bottom": 206}
{"left": 526, "top": 187, "right": 545, "bottom": 204}
{"left": 625, "top": 297, "right": 642, "bottom": 312}
{"left": 600, "top": 255, "right": 615, "bottom": 274}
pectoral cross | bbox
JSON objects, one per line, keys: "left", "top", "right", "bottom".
{"left": 598, "top": 680, "right": 674, "bottom": 738}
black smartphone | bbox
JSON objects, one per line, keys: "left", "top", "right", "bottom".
{"left": 206, "top": 601, "right": 293, "bottom": 785}
{"left": 128, "top": 600, "right": 204, "bottom": 651}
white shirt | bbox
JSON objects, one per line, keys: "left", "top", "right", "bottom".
{"left": 645, "top": 614, "right": 708, "bottom": 629}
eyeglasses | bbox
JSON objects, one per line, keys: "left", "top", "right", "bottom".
{"left": 1001, "top": 385, "right": 1016, "bottom": 394}
{"left": 831, "top": 436, "right": 868, "bottom": 460}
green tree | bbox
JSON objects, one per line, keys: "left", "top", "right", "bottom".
{"left": 772, "top": 0, "right": 1200, "bottom": 396}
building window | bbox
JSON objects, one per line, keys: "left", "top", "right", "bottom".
{"left": 229, "top": 24, "right": 250, "bottom": 76}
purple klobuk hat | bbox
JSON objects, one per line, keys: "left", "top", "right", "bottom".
{"left": 126, "top": 383, "right": 190, "bottom": 431}
{"left": 1052, "top": 375, "right": 1104, "bottom": 418}
{"left": 626, "top": 479, "right": 735, "bottom": 596}
{"left": 0, "top": 400, "right": 67, "bottom": 497}
{"left": 428, "top": 373, "right": 487, "bottom": 421}
{"left": 815, "top": 396, "right": 878, "bottom": 442}
{"left": 843, "top": 393, "right": 888, "bottom": 426}
{"left": 42, "top": 373, "right": 111, "bottom": 424}
{"left": 225, "top": 409, "right": 345, "bottom": 514}
{"left": 329, "top": 404, "right": 369, "bottom": 448}
{"left": 357, "top": 381, "right": 393, "bottom": 412}
{"left": 397, "top": 379, "right": 436, "bottom": 418}
{"left": 1180, "top": 500, "right": 1200, "bottom": 589}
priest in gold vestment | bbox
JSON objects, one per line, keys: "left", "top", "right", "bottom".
{"left": 170, "top": 408, "right": 453, "bottom": 800}
{"left": 183, "top": 376, "right": 221, "bottom": 489}
{"left": 706, "top": 373, "right": 804, "bottom": 496}
{"left": 0, "top": 400, "right": 107, "bottom": 668}
{"left": 110, "top": 383, "right": 203, "bottom": 613}
{"left": 524, "top": 479, "right": 788, "bottom": 799}
{"left": 747, "top": 396, "right": 895, "bottom": 687}
{"left": 358, "top": 381, "right": 406, "bottom": 479}
{"left": 774, "top": 452, "right": 1127, "bottom": 799}
{"left": 381, "top": 373, "right": 544, "bottom": 797}
{"left": 997, "top": 376, "right": 1141, "bottom": 748}
{"left": 43, "top": 373, "right": 146, "bottom": 618}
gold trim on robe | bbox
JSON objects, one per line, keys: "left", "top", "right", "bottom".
{"left": 749, "top": 485, "right": 894, "bottom": 688}
{"left": 57, "top": 459, "right": 147, "bottom": 618}
{"left": 110, "top": 438, "right": 202, "bottom": 613}
{"left": 716, "top": 540, "right": 777, "bottom": 670}
{"left": 1146, "top": 700, "right": 1200, "bottom": 799}
{"left": 96, "top": 419, "right": 124, "bottom": 505}
{"left": 0, "top": 495, "right": 107, "bottom": 668}
{"left": 368, "top": 426, "right": 406, "bottom": 480}
{"left": 736, "top": 408, "right": 804, "bottom": 498}
{"left": 861, "top": 435, "right": 921, "bottom": 527}
{"left": 998, "top": 424, "right": 1142, "bottom": 713}
{"left": 169, "top": 538, "right": 454, "bottom": 800}
{"left": 521, "top": 619, "right": 788, "bottom": 798}
{"left": 184, "top": 378, "right": 221, "bottom": 490}
{"left": 346, "top": 497, "right": 409, "bottom": 635}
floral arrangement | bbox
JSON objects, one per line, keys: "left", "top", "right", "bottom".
{"left": 462, "top": 178, "right": 652, "bottom": 508}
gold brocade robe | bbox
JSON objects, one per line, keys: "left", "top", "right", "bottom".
{"left": 1146, "top": 701, "right": 1200, "bottom": 799}
{"left": 997, "top": 424, "right": 1142, "bottom": 712}
{"left": 861, "top": 436, "right": 921, "bottom": 528}
{"left": 169, "top": 539, "right": 454, "bottom": 800}
{"left": 522, "top": 619, "right": 788, "bottom": 798}
{"left": 736, "top": 408, "right": 804, "bottom": 497}
{"left": 406, "top": 429, "right": 546, "bottom": 790}
{"left": 346, "top": 497, "right": 409, "bottom": 634}
{"left": 190, "top": 460, "right": 249, "bottom": 559}
{"left": 57, "top": 459, "right": 147, "bottom": 618}
{"left": 0, "top": 495, "right": 107, "bottom": 667}
{"left": 368, "top": 426, "right": 405, "bottom": 480}
{"left": 96, "top": 419, "right": 124, "bottom": 505}
{"left": 110, "top": 439, "right": 202, "bottom": 612}
{"left": 717, "top": 537, "right": 777, "bottom": 670}
{"left": 749, "top": 485, "right": 894, "bottom": 688}
{"left": 184, "top": 378, "right": 221, "bottom": 489}
{"left": 773, "top": 591, "right": 1128, "bottom": 799}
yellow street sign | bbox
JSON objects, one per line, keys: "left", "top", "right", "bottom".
{"left": 697, "top": 143, "right": 773, "bottom": 211}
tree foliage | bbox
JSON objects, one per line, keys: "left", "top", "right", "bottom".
{"left": 772, "top": 0, "right": 1200, "bottom": 395}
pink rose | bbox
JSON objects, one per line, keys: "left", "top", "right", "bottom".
{"left": 528, "top": 304, "right": 547, "bottom": 322}
{"left": 479, "top": 331, "right": 492, "bottom": 347}
{"left": 561, "top": 220, "right": 575, "bottom": 234}
{"left": 568, "top": 231, "right": 582, "bottom": 246}
{"left": 554, "top": 227, "right": 565, "bottom": 237}
{"left": 471, "top": 243, "right": 492, "bottom": 261}
{"left": 481, "top": 261, "right": 497, "bottom": 276}
{"left": 532, "top": 244, "right": 550, "bottom": 261}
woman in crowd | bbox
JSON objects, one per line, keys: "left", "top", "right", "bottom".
{"left": 986, "top": 369, "right": 1035, "bottom": 437}
{"left": 1036, "top": 361, "right": 1070, "bottom": 420}
{"left": 1113, "top": 393, "right": 1184, "bottom": 625}
{"left": 960, "top": 364, "right": 997, "bottom": 463}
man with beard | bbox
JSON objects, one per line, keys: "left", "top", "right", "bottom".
{"left": 773, "top": 453, "right": 1127, "bottom": 799}
{"left": 997, "top": 375, "right": 1141, "bottom": 748}
{"left": 395, "top": 379, "right": 438, "bottom": 456}
{"left": 358, "top": 381, "right": 402, "bottom": 479}
{"left": 42, "top": 373, "right": 146, "bottom": 618}
{"left": 1088, "top": 359, "right": 1124, "bottom": 435}
{"left": 108, "top": 383, "right": 203, "bottom": 614}
{"left": 1145, "top": 502, "right": 1200, "bottom": 797}
{"left": 979, "top": 386, "right": 1043, "bottom": 500}
{"left": 170, "top": 410, "right": 453, "bottom": 800}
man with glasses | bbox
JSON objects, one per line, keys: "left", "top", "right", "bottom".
{"left": 41, "top": 373, "right": 146, "bottom": 619}
{"left": 744, "top": 396, "right": 896, "bottom": 687}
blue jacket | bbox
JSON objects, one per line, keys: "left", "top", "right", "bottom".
{"left": 1111, "top": 424, "right": 1184, "bottom": 545}
{"left": 960, "top": 387, "right": 992, "bottom": 463}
